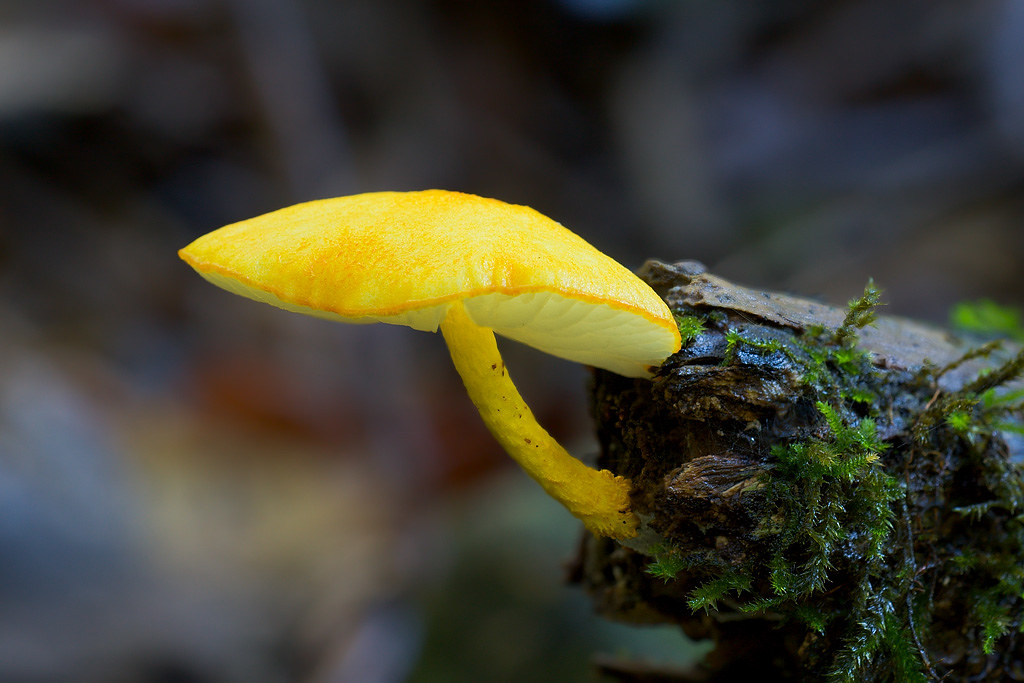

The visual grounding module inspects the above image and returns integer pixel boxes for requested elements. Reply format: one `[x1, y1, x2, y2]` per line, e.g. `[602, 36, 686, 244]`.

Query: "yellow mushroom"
[178, 190, 680, 539]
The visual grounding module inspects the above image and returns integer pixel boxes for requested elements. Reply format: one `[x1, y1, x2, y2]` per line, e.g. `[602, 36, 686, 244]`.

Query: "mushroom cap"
[179, 190, 681, 377]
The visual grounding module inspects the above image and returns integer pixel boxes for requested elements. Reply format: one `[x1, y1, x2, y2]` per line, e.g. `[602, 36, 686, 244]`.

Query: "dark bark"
[574, 261, 1024, 682]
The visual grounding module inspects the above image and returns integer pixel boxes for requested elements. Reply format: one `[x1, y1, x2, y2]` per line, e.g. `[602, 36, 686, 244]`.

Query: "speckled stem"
[440, 301, 638, 539]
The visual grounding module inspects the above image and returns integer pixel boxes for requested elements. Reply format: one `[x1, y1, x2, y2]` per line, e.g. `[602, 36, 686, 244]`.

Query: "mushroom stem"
[440, 302, 639, 539]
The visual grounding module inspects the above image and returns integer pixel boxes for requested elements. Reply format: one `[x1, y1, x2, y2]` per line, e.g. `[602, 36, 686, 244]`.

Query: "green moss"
[646, 283, 1024, 679]
[674, 314, 706, 346]
[687, 571, 752, 613]
[829, 609, 929, 683]
[951, 299, 1024, 342]
[945, 357, 1024, 657]
[835, 278, 882, 347]
[645, 544, 689, 582]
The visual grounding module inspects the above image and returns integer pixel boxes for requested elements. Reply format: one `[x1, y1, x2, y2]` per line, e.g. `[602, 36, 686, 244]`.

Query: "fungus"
[179, 190, 680, 539]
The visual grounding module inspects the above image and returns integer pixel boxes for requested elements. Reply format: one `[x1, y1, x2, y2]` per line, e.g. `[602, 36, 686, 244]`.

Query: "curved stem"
[440, 301, 638, 539]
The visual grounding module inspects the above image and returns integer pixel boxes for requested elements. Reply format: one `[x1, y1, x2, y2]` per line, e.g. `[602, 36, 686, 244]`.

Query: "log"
[574, 261, 1024, 682]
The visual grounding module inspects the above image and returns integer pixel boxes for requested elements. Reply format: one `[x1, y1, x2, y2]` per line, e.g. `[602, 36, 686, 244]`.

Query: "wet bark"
[574, 261, 1024, 682]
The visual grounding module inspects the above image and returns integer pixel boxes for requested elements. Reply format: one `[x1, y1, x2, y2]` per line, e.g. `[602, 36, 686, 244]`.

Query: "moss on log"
[574, 261, 1024, 682]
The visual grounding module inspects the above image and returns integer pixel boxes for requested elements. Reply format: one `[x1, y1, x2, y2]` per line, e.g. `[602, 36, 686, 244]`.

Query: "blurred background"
[1, 0, 1023, 681]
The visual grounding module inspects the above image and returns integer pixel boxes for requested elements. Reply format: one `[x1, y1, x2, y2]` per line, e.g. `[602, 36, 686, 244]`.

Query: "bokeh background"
[2, 0, 1023, 681]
